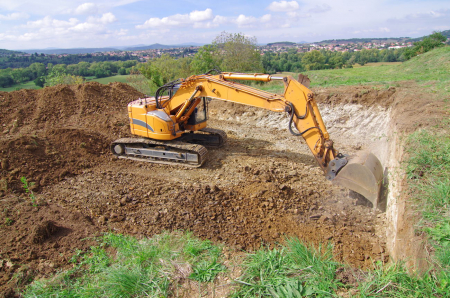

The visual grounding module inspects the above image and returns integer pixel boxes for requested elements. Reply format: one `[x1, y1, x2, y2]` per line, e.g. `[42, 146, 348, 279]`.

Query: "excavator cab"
[186, 98, 208, 126]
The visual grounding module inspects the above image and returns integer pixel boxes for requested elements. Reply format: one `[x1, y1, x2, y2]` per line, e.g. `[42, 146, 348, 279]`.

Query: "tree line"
[0, 52, 138, 69]
[0, 60, 138, 88]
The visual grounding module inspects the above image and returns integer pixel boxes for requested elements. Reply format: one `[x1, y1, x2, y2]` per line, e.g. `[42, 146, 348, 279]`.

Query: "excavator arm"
[162, 72, 383, 207]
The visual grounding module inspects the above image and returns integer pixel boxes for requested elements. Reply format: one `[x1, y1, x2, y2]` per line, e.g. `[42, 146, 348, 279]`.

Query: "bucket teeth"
[331, 152, 383, 208]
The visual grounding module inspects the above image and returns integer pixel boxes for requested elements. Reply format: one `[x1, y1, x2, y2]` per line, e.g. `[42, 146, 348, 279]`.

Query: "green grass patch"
[24, 231, 225, 297]
[0, 75, 131, 92]
[352, 62, 403, 68]
[405, 122, 450, 273]
[303, 47, 450, 93]
[0, 81, 41, 92]
[22, 231, 450, 297]
[85, 74, 130, 84]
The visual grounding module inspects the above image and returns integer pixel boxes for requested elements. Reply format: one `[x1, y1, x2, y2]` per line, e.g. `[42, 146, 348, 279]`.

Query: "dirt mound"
[0, 197, 100, 295]
[0, 82, 143, 135]
[0, 128, 109, 193]
[0, 82, 144, 193]
[314, 86, 396, 108]
[30, 221, 58, 244]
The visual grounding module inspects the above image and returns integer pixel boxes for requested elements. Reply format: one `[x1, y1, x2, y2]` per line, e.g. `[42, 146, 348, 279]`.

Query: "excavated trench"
[1, 83, 430, 294]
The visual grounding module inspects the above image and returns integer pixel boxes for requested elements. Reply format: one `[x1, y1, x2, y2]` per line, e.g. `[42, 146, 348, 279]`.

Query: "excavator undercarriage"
[111, 128, 226, 167]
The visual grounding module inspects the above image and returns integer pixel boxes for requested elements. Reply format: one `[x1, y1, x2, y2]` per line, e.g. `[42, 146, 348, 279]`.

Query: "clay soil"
[0, 82, 444, 295]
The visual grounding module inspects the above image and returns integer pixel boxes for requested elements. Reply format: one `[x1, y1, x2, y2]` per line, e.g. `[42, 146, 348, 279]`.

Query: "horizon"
[1, 0, 449, 50]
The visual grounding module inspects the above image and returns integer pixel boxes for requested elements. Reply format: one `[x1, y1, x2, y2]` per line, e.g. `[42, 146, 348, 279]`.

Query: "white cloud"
[72, 22, 98, 31]
[261, 14, 272, 22]
[353, 27, 391, 34]
[24, 16, 79, 29]
[189, 8, 213, 22]
[287, 11, 301, 18]
[136, 8, 214, 29]
[0, 12, 29, 20]
[308, 4, 331, 13]
[402, 9, 449, 20]
[235, 14, 257, 27]
[213, 15, 229, 25]
[75, 3, 98, 15]
[267, 1, 299, 12]
[116, 28, 128, 36]
[99, 12, 117, 24]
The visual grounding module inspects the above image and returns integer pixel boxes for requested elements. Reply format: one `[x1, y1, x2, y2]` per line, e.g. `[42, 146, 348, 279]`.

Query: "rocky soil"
[0, 82, 415, 295]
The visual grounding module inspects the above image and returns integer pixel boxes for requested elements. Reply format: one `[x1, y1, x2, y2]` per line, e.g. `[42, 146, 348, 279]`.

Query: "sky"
[0, 0, 449, 50]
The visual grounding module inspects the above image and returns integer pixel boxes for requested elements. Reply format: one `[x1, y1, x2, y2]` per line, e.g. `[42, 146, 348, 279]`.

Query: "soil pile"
[0, 82, 143, 193]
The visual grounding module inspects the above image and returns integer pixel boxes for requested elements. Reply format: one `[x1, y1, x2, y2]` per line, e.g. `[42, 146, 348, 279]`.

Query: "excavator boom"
[111, 71, 383, 207]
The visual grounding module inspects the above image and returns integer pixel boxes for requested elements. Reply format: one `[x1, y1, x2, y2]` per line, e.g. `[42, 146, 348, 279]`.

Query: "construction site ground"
[0, 81, 445, 295]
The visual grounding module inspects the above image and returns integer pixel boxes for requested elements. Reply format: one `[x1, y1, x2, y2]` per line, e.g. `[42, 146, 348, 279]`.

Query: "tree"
[301, 51, 325, 70]
[0, 74, 14, 88]
[191, 45, 220, 74]
[213, 32, 263, 72]
[404, 31, 447, 60]
[34, 76, 45, 87]
[45, 68, 84, 86]
[28, 63, 46, 79]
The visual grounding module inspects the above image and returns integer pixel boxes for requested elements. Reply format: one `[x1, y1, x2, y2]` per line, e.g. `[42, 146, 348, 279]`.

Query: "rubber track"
[199, 127, 228, 147]
[111, 138, 208, 167]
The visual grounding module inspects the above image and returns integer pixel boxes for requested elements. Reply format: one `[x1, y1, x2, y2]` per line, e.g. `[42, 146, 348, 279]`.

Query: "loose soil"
[0, 82, 446, 295]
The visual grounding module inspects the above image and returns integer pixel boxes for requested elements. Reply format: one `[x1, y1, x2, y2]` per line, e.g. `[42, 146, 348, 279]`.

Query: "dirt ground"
[0, 82, 444, 295]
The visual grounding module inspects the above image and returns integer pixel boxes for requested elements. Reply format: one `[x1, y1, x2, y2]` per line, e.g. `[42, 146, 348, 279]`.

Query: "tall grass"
[405, 123, 450, 274]
[24, 232, 225, 297]
[304, 46, 450, 94]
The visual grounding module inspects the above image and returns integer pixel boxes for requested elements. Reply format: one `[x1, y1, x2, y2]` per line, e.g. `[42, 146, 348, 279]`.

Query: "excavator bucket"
[331, 152, 383, 208]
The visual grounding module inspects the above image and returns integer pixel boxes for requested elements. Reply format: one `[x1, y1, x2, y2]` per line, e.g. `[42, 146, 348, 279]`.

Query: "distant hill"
[0, 49, 24, 56]
[123, 44, 184, 51]
[267, 42, 297, 47]
[317, 37, 410, 45]
[22, 48, 119, 55]
[20, 43, 203, 55]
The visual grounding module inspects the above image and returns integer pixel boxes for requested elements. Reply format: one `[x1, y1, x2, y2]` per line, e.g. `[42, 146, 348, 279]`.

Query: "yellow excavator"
[111, 71, 383, 207]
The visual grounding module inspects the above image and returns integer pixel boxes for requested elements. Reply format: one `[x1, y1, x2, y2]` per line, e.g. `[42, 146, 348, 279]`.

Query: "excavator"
[111, 71, 383, 208]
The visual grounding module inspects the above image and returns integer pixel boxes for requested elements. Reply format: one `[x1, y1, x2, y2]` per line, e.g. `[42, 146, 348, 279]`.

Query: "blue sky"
[0, 0, 449, 50]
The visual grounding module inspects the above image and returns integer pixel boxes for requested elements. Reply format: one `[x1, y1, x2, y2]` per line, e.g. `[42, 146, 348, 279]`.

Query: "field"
[0, 47, 449, 296]
[0, 75, 131, 92]
[84, 75, 130, 84]
[0, 81, 41, 92]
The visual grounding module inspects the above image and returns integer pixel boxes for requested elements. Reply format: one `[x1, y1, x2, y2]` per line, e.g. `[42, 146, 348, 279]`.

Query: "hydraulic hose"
[287, 102, 322, 137]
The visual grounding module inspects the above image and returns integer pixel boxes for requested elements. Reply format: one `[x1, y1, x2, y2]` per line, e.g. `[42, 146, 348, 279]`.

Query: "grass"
[249, 47, 450, 95]
[24, 231, 226, 297]
[405, 121, 450, 273]
[0, 81, 41, 92]
[352, 62, 403, 68]
[304, 47, 450, 95]
[0, 75, 131, 92]
[85, 74, 130, 84]
[24, 232, 450, 297]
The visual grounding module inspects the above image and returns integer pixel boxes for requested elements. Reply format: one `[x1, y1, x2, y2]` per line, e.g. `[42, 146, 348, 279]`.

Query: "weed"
[268, 279, 314, 298]
[4, 217, 13, 226]
[190, 258, 226, 282]
[360, 89, 369, 96]
[80, 142, 86, 148]
[20, 177, 37, 207]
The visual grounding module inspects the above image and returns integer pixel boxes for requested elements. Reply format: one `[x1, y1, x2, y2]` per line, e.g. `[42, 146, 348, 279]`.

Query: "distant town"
[9, 40, 419, 62]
